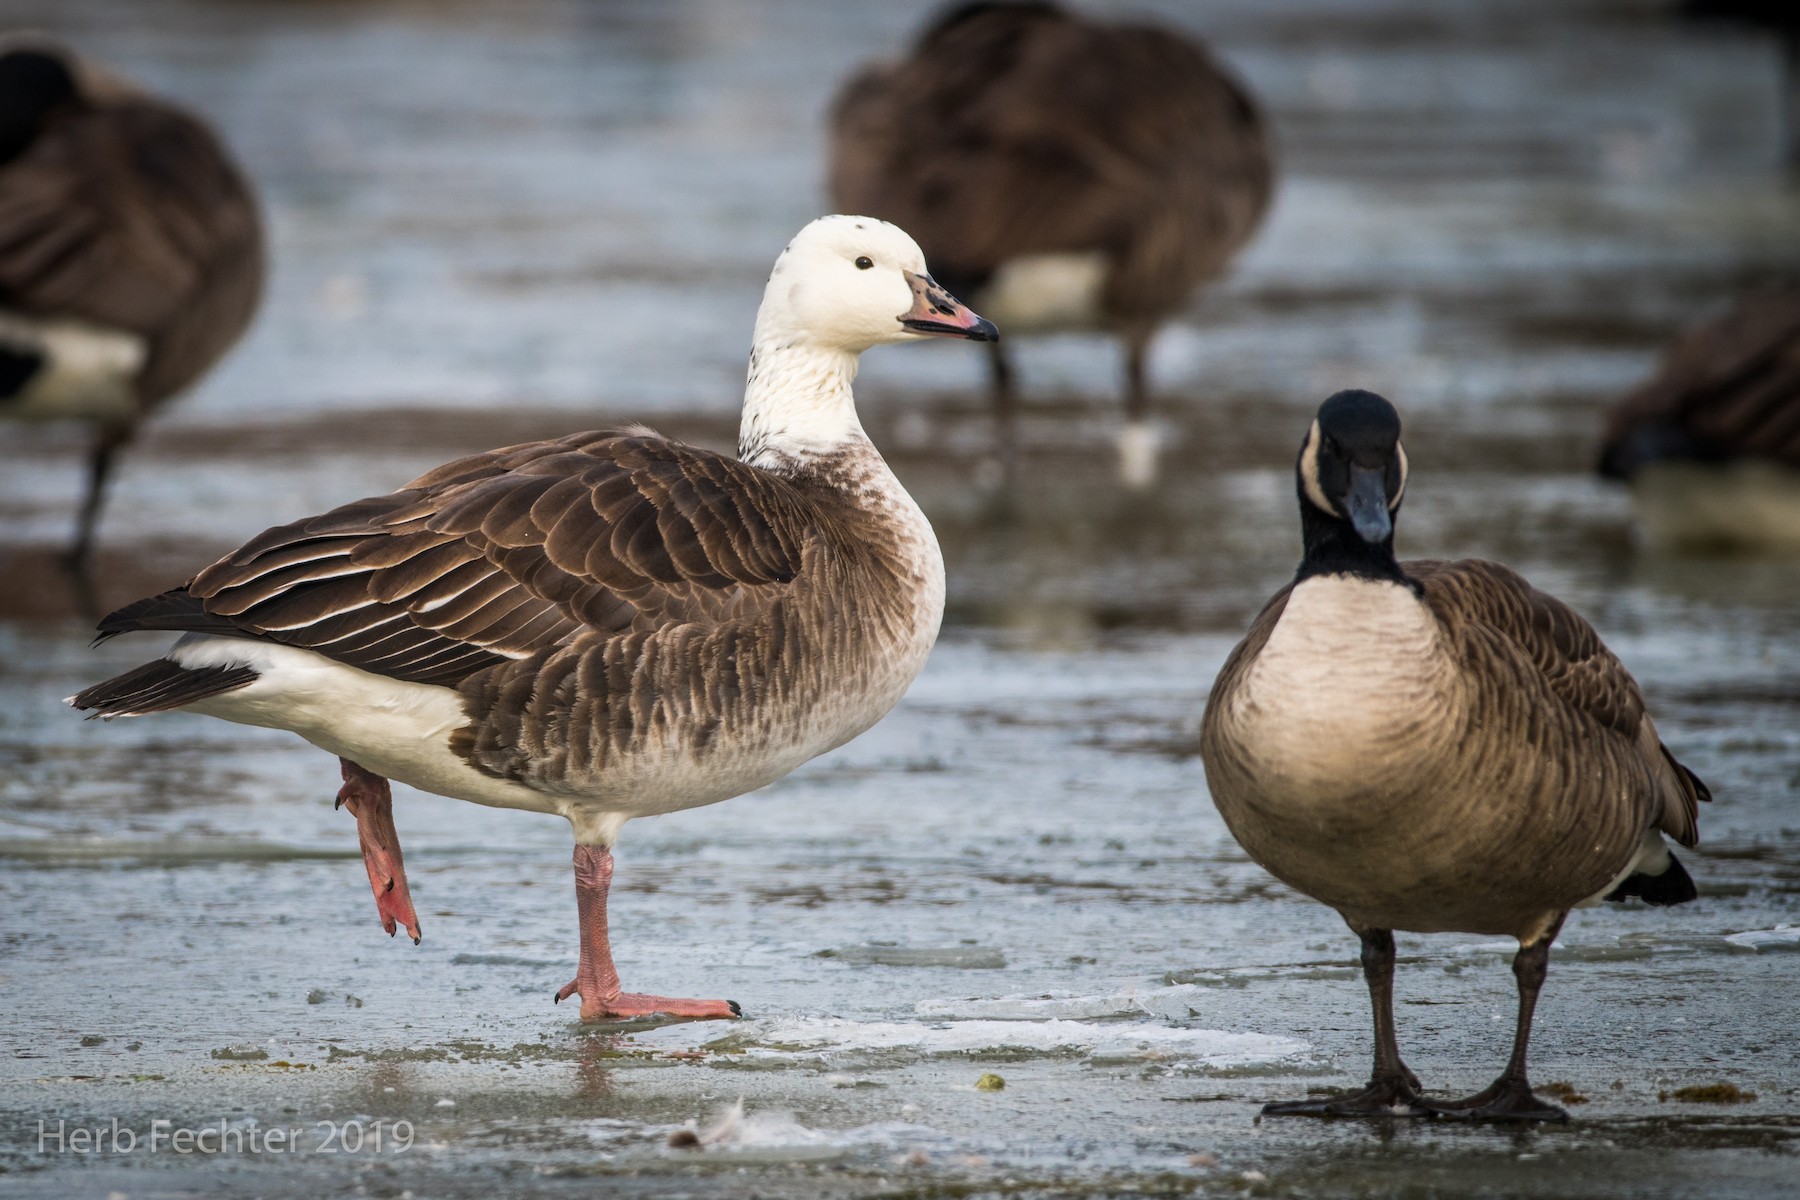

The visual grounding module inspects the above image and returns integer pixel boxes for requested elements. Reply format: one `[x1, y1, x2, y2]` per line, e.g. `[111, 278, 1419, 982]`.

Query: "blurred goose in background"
[829, 0, 1272, 487]
[0, 41, 264, 573]
[1598, 287, 1800, 551]
[1678, 1, 1800, 170]
[71, 216, 996, 1022]
[1203, 390, 1708, 1122]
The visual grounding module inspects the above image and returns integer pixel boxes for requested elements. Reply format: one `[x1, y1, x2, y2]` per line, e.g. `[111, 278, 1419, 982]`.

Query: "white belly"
[975, 252, 1109, 334]
[0, 313, 146, 423]
[168, 628, 933, 847]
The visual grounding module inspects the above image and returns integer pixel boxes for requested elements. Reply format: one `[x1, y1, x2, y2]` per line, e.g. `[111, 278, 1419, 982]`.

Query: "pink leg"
[553, 844, 740, 1022]
[335, 759, 422, 945]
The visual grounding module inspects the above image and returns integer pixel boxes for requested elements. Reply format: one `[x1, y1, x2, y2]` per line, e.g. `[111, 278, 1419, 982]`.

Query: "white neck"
[737, 329, 866, 469]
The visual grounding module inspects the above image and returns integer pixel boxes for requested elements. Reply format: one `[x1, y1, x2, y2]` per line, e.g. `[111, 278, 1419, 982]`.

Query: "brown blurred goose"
[829, 0, 1272, 486]
[0, 40, 264, 569]
[1202, 390, 1709, 1122]
[70, 216, 996, 1021]
[1597, 287, 1800, 550]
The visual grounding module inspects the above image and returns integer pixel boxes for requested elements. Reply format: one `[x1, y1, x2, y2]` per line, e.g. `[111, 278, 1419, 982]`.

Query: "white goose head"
[1295, 390, 1410, 581]
[754, 214, 996, 352]
[742, 216, 995, 466]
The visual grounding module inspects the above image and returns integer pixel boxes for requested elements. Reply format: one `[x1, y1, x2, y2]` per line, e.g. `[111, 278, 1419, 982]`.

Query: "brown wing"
[107, 431, 813, 688]
[0, 83, 264, 405]
[828, 3, 1272, 322]
[1410, 558, 1705, 846]
[1598, 288, 1800, 475]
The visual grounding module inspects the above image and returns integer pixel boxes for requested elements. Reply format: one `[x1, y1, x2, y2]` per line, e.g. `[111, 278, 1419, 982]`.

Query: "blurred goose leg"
[554, 844, 740, 1022]
[987, 339, 1019, 479]
[335, 758, 422, 944]
[1117, 330, 1159, 489]
[62, 422, 130, 579]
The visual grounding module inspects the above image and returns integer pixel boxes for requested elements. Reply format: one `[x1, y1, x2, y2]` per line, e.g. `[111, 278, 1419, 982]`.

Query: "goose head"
[754, 215, 997, 353]
[0, 48, 79, 164]
[1298, 389, 1408, 546]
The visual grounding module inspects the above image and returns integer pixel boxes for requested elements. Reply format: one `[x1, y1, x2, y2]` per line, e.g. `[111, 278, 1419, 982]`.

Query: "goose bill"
[899, 272, 998, 341]
[1344, 465, 1392, 543]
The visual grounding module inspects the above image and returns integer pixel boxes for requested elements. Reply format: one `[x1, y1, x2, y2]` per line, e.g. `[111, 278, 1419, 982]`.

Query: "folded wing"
[98, 431, 813, 689]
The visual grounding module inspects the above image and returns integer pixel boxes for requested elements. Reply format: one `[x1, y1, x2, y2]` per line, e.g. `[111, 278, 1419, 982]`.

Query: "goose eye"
[854, 256, 874, 270]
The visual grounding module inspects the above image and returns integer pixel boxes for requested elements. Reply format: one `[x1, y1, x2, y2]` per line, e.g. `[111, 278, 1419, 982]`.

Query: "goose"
[828, 0, 1272, 487]
[1201, 389, 1709, 1121]
[0, 40, 265, 570]
[1597, 287, 1800, 551]
[70, 216, 996, 1021]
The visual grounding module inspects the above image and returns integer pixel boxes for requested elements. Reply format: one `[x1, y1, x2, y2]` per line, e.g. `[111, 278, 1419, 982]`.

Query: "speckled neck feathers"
[738, 338, 862, 471]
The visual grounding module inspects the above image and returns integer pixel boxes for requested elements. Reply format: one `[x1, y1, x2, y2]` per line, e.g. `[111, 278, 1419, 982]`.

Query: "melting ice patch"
[1724, 925, 1800, 953]
[650, 1099, 949, 1166]
[914, 986, 1215, 1021]
[725, 1017, 1310, 1067]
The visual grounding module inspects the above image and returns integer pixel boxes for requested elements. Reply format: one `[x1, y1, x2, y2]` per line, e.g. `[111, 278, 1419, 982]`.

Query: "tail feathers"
[1605, 852, 1699, 907]
[69, 659, 257, 718]
[92, 589, 234, 645]
[0, 343, 44, 399]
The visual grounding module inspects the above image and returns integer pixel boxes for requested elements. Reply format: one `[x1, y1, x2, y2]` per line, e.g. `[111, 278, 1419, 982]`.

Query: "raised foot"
[553, 983, 741, 1023]
[336, 765, 422, 944]
[1264, 1073, 1431, 1119]
[1422, 1078, 1569, 1123]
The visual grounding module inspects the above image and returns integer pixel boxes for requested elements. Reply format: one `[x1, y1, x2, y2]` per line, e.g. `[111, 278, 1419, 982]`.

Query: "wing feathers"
[130, 431, 813, 688]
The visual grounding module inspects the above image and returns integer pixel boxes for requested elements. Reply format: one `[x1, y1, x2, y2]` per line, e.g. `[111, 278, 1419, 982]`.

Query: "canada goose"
[70, 216, 996, 1021]
[1597, 287, 1800, 551]
[0, 41, 265, 570]
[1201, 390, 1709, 1121]
[828, 0, 1272, 487]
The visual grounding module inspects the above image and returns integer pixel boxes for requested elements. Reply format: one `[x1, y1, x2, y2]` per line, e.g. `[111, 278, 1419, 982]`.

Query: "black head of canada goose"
[0, 40, 265, 572]
[1201, 390, 1710, 1122]
[828, 0, 1272, 487]
[69, 216, 996, 1022]
[1597, 287, 1800, 551]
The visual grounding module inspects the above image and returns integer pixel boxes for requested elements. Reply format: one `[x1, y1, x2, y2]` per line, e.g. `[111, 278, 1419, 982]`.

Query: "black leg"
[1425, 915, 1570, 1123]
[987, 339, 1018, 478]
[1264, 927, 1430, 1118]
[62, 422, 129, 575]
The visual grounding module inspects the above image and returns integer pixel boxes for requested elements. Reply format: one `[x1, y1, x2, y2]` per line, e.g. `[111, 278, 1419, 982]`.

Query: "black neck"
[1296, 500, 1412, 588]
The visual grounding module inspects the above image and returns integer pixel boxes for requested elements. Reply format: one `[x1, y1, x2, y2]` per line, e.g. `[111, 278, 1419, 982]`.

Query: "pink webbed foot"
[335, 759, 422, 944]
[553, 843, 741, 1023]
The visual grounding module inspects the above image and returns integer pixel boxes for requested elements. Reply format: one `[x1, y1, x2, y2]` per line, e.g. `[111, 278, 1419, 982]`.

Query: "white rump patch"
[0, 314, 146, 423]
[165, 634, 556, 816]
[976, 252, 1108, 332]
[1631, 461, 1800, 552]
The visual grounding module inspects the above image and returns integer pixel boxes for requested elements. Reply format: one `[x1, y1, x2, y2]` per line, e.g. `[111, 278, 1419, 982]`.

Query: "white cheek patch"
[1299, 420, 1334, 515]
[1391, 442, 1408, 510]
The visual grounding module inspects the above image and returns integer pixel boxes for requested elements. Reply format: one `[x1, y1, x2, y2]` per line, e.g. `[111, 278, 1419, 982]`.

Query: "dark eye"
[854, 256, 873, 270]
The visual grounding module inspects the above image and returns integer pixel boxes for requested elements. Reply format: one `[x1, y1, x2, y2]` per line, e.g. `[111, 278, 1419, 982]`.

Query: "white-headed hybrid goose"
[829, 0, 1272, 486]
[0, 40, 264, 569]
[1597, 287, 1800, 550]
[1201, 390, 1710, 1122]
[71, 216, 996, 1022]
